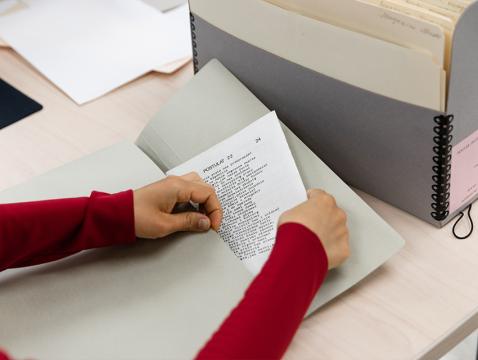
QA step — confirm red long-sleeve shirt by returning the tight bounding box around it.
[0,191,328,359]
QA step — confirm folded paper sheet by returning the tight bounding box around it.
[168,112,307,274]
[0,0,192,104]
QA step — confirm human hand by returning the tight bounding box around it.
[279,189,350,269]
[133,172,222,239]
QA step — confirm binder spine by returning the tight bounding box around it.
[190,12,199,74]
[431,114,454,221]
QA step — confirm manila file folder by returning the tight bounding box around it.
[0,60,404,359]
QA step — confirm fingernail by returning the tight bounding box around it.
[198,217,210,231]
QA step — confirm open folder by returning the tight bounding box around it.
[0,60,404,359]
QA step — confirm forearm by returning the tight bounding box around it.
[0,350,9,360]
[0,190,136,271]
[197,222,328,359]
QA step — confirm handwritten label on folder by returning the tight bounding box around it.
[450,128,478,213]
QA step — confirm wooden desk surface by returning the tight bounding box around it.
[1,47,477,360]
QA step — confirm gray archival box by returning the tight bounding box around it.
[189,0,478,227]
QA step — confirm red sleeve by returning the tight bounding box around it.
[0,350,9,360]
[196,222,328,359]
[0,190,136,272]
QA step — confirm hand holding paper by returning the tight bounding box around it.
[133,173,222,238]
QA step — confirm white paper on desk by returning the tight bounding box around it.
[167,112,307,274]
[0,0,192,104]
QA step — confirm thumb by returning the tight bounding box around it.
[307,189,325,199]
[166,212,211,233]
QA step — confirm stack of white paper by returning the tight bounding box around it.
[0,0,192,104]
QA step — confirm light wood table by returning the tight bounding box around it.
[1,47,477,360]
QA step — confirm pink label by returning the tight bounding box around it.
[449,128,478,213]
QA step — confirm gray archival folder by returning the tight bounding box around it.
[0,60,403,360]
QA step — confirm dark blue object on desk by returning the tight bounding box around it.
[0,79,42,130]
